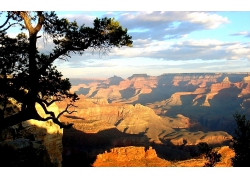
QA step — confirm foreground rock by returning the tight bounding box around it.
[0,102,63,166]
[93,146,235,167]
[92,146,171,167]
[0,138,51,166]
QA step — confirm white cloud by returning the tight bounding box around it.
[230,31,250,37]
[187,12,230,29]
[104,38,250,62]
[116,11,230,40]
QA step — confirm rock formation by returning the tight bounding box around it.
[92,145,234,167]
[62,73,250,166]
[58,95,165,142]
[92,146,171,167]
[59,96,232,146]
[0,102,63,166]
[58,96,233,166]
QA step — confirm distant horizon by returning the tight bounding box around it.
[68,71,250,80]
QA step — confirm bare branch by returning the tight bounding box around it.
[43,116,73,128]
[0,13,22,33]
[0,14,11,29]
[36,98,76,128]
[57,103,77,119]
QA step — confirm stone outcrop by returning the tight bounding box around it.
[92,146,171,167]
[58,97,166,143]
[93,145,235,167]
[0,102,63,166]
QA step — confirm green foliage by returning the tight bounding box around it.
[231,112,250,167]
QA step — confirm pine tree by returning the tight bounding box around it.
[0,11,132,130]
[231,112,250,166]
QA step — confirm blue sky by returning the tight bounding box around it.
[2,1,250,79]
[53,10,250,78]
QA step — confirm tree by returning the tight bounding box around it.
[0,11,132,130]
[197,142,221,167]
[231,112,250,166]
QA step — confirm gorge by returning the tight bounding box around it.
[1,72,249,166]
[59,72,250,166]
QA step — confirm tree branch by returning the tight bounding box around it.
[0,14,11,29]
[0,109,37,131]
[19,12,35,35]
[0,13,22,33]
[36,98,75,128]
[56,103,77,119]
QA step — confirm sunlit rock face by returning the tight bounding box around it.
[57,96,166,143]
[93,145,235,167]
[59,96,233,166]
[0,102,63,166]
[92,146,171,167]
[71,73,250,104]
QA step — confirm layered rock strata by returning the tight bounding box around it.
[92,146,171,167]
[92,145,234,167]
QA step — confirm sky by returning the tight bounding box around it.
[2,1,250,79]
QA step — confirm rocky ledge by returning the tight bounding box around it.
[0,102,63,166]
[92,146,171,167]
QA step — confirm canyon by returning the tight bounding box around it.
[58,95,233,166]
[1,72,249,166]
[59,72,249,166]
[71,73,250,135]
